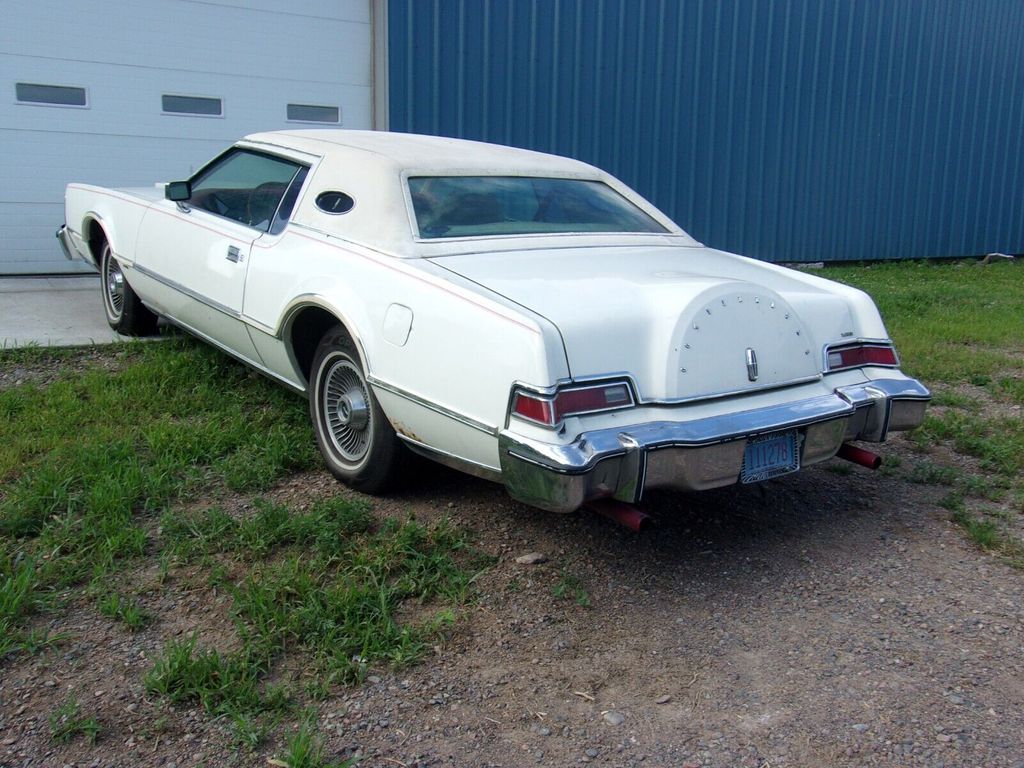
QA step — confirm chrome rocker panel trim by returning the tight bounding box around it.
[498,377,931,513]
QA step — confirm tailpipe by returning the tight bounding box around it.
[836,443,882,470]
[586,499,651,532]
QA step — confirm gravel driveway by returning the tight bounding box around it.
[3,435,1023,767]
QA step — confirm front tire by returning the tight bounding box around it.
[100,241,157,335]
[309,328,401,493]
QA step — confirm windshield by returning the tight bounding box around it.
[408,176,668,239]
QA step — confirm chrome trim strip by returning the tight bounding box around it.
[133,263,242,320]
[510,370,825,409]
[368,376,498,436]
[397,434,503,482]
[641,373,825,406]
[161,315,305,394]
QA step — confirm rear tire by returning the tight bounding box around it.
[309,327,402,493]
[100,241,157,335]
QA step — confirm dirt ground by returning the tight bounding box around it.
[3,433,1024,768]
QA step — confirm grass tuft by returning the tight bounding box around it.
[951,510,1002,550]
[96,592,151,631]
[552,571,591,607]
[49,697,100,745]
[277,716,353,768]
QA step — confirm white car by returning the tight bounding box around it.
[57,130,929,515]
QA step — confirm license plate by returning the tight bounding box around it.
[740,431,799,484]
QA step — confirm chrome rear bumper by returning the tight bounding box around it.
[498,377,930,513]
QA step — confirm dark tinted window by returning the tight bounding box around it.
[408,176,667,239]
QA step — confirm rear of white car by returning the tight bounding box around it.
[432,244,930,512]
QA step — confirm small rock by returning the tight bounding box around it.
[655,695,671,705]
[603,711,625,726]
[586,748,599,758]
[516,552,548,565]
[852,724,869,733]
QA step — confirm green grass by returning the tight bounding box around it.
[0,336,317,641]
[552,570,591,607]
[276,716,353,768]
[1,334,489,756]
[148,511,478,713]
[96,592,151,631]
[826,260,1023,385]
[49,697,101,745]
[828,260,1024,565]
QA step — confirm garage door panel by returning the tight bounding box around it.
[7,1,370,84]
[0,204,93,274]
[3,0,373,274]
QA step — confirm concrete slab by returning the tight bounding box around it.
[0,275,139,347]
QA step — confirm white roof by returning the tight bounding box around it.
[243,129,599,177]
[238,129,692,257]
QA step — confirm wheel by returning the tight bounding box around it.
[100,241,157,335]
[309,328,402,493]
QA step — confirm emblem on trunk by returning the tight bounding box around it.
[745,348,759,381]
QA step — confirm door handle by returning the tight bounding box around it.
[226,245,242,263]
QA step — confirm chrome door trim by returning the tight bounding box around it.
[367,376,498,436]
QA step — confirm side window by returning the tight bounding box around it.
[189,149,302,232]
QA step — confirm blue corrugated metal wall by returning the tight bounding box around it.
[387,0,1024,262]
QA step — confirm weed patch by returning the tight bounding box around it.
[0,337,317,641]
[49,697,100,745]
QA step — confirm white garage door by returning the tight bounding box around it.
[1,0,373,274]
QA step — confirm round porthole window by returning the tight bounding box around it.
[315,191,355,214]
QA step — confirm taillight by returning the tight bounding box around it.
[511,381,634,427]
[826,343,899,371]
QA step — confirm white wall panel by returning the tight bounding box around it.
[1,0,372,274]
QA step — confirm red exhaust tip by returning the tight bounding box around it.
[585,499,652,532]
[836,443,883,470]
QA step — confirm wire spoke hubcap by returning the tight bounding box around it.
[104,253,125,317]
[322,358,371,463]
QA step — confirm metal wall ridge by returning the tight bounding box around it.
[387,0,1024,263]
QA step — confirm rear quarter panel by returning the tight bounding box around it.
[243,230,568,471]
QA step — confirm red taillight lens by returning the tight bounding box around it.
[511,392,556,425]
[511,382,634,427]
[553,383,632,420]
[826,344,898,371]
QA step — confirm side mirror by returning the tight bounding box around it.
[165,180,192,201]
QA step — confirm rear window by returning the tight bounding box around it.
[408,176,667,239]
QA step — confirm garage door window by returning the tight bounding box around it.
[162,94,223,117]
[287,103,340,123]
[16,83,88,107]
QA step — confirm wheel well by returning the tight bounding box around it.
[290,306,349,383]
[86,219,107,261]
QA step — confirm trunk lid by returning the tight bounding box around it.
[431,245,866,400]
